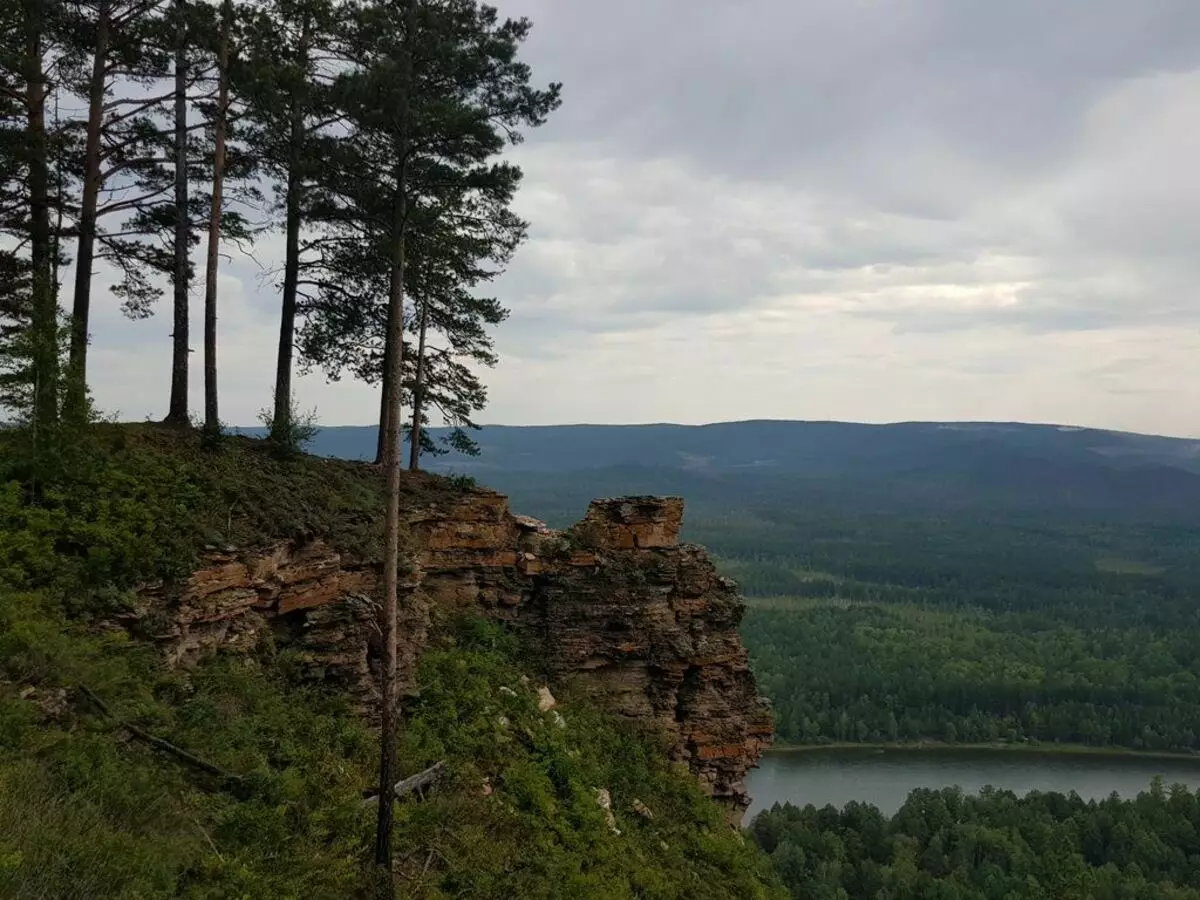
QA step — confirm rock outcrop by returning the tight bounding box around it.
[132,489,774,815]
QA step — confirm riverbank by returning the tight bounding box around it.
[746,743,1200,820]
[766,740,1200,762]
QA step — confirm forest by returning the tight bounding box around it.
[723,507,1200,751]
[726,514,1200,754]
[750,781,1200,900]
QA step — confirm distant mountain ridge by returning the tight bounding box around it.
[274,420,1200,521]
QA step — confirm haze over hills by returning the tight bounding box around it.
[291,420,1200,522]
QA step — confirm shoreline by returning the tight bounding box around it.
[765,740,1200,762]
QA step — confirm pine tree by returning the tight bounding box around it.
[200,0,231,436]
[403,175,519,468]
[0,0,62,437]
[60,0,174,418]
[323,9,559,878]
[163,0,189,424]
[348,0,419,888]
[298,0,558,464]
[237,0,346,446]
[295,189,518,465]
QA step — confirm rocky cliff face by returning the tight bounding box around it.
[134,489,773,815]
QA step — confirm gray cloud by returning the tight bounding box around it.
[83,0,1200,436]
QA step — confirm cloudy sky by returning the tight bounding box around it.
[89,0,1200,436]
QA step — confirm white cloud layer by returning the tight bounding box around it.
[85,0,1200,436]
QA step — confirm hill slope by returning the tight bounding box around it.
[296,420,1200,520]
[0,425,781,899]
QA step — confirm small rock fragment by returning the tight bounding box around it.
[499,686,517,697]
[632,798,653,820]
[595,787,620,835]
[537,686,556,712]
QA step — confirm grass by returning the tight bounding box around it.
[0,422,460,595]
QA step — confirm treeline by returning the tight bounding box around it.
[750,781,1200,899]
[692,512,1200,627]
[745,602,1200,750]
[0,0,559,464]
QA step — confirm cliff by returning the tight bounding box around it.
[134,488,774,815]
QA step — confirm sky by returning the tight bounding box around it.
[87,0,1200,436]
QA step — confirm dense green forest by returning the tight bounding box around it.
[744,602,1200,748]
[750,782,1200,900]
[722,508,1200,751]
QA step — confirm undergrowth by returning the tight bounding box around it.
[0,423,783,898]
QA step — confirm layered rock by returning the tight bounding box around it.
[133,489,773,815]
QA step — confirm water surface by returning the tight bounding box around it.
[745,746,1200,820]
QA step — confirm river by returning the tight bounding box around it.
[744,746,1200,820]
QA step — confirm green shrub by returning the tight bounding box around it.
[388,618,785,899]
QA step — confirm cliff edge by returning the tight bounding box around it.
[136,487,774,814]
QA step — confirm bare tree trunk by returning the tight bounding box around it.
[374,208,406,900]
[270,17,310,445]
[202,0,231,437]
[164,0,190,426]
[65,1,110,419]
[374,4,415,892]
[407,299,428,471]
[24,0,57,435]
[374,332,392,465]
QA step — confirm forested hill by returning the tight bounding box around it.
[297,420,1200,520]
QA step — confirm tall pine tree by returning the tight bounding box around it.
[60,0,173,418]
[237,0,347,445]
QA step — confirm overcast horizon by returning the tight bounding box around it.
[86,0,1200,439]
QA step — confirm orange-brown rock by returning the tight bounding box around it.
[133,491,773,816]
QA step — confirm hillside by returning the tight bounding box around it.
[297,421,1200,520]
[0,425,781,899]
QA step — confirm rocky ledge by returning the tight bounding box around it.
[133,490,774,816]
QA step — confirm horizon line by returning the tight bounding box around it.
[229,418,1200,442]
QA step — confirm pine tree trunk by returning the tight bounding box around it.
[407,300,428,471]
[271,176,300,441]
[374,3,415,892]
[270,18,310,445]
[164,0,190,426]
[66,2,109,419]
[203,0,231,436]
[24,0,57,434]
[374,333,392,465]
[374,206,407,900]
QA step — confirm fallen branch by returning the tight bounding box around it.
[78,684,241,783]
[363,761,447,806]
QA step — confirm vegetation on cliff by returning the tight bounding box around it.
[0,426,782,898]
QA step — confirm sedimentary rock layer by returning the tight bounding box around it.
[135,490,774,813]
